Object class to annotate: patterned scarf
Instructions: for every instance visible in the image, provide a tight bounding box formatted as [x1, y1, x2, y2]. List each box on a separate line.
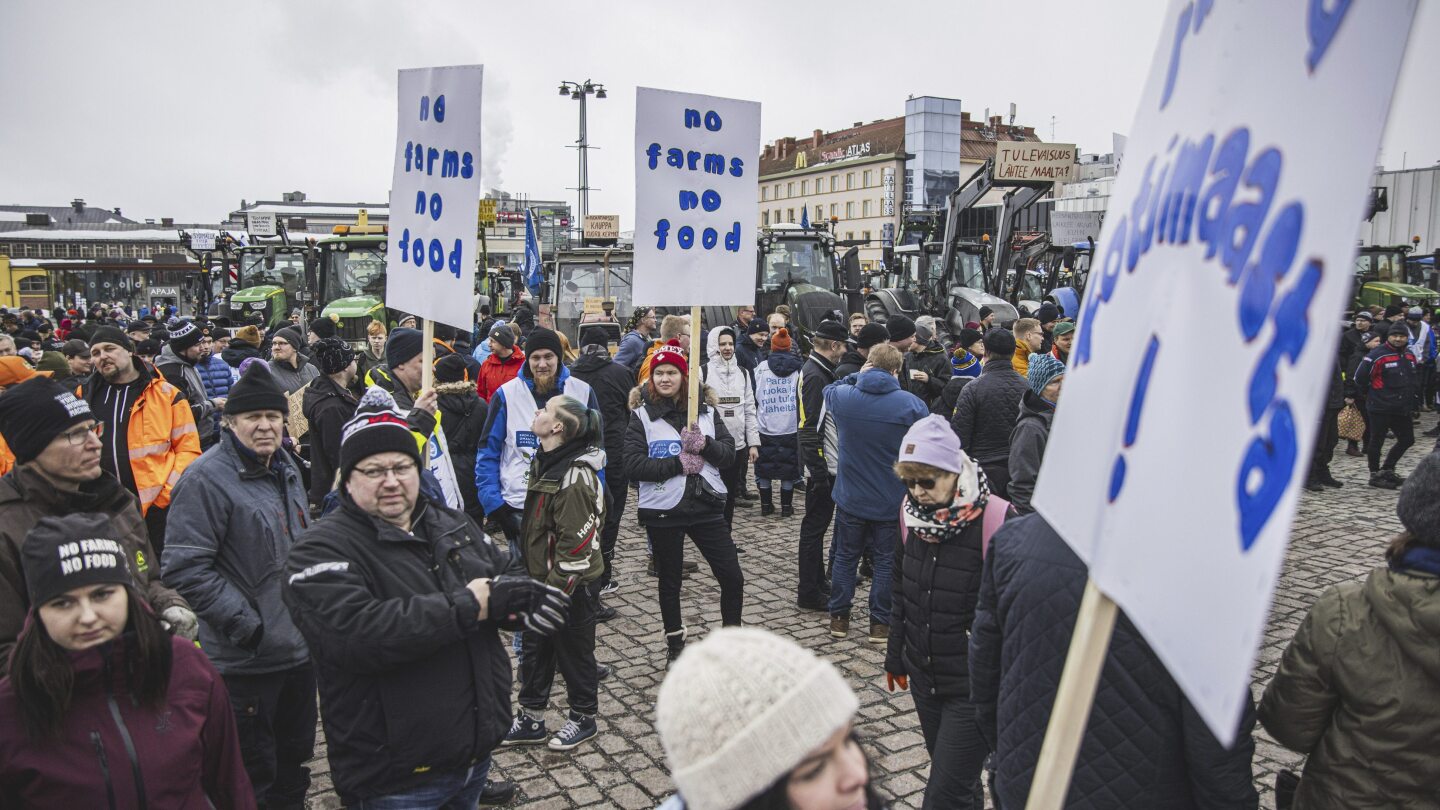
[902, 455, 989, 544]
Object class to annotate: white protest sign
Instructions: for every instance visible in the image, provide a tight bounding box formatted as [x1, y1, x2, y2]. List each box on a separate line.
[1049, 211, 1103, 246]
[385, 65, 483, 331]
[1033, 0, 1417, 744]
[634, 87, 760, 306]
[190, 231, 217, 251]
[994, 141, 1076, 183]
[246, 212, 276, 237]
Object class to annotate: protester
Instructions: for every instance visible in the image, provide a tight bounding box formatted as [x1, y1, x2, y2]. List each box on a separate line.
[223, 323, 264, 370]
[357, 318, 387, 384]
[977, 306, 996, 331]
[58, 338, 91, 389]
[571, 325, 640, 601]
[1010, 318, 1041, 377]
[951, 328, 1028, 498]
[503, 395, 608, 752]
[1345, 329, 1382, 457]
[703, 326, 760, 532]
[163, 364, 316, 808]
[1050, 320, 1075, 363]
[1305, 351, 1347, 492]
[886, 314, 917, 354]
[1404, 305, 1435, 414]
[1258, 452, 1440, 807]
[732, 305, 757, 339]
[970, 513, 1260, 807]
[0, 513, 254, 808]
[284, 388, 570, 807]
[477, 321, 527, 403]
[303, 337, 360, 507]
[754, 327, 804, 517]
[886, 415, 1009, 809]
[434, 353, 489, 522]
[902, 316, 952, 410]
[155, 319, 223, 448]
[0, 335, 13, 357]
[835, 322, 887, 379]
[380, 325, 443, 455]
[655, 627, 884, 810]
[848, 312, 868, 337]
[1033, 303, 1060, 354]
[266, 325, 318, 394]
[623, 342, 744, 663]
[821, 343, 928, 643]
[639, 314, 692, 384]
[197, 328, 235, 400]
[1353, 322, 1419, 488]
[937, 328, 985, 419]
[615, 306, 658, 371]
[736, 318, 770, 372]
[1008, 354, 1065, 514]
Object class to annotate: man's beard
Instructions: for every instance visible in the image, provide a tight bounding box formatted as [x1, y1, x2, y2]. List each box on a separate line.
[533, 369, 558, 394]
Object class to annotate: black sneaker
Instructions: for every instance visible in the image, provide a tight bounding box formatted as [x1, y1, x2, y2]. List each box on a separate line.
[1383, 469, 1406, 485]
[502, 710, 547, 746]
[796, 596, 827, 612]
[595, 603, 617, 623]
[549, 710, 598, 751]
[478, 779, 517, 806]
[599, 581, 619, 596]
[1369, 472, 1398, 490]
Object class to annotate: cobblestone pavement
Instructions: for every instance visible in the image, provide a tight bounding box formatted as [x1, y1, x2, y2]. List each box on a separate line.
[305, 416, 1438, 809]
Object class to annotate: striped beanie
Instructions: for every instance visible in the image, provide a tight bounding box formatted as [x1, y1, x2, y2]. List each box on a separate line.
[1027, 353, 1066, 397]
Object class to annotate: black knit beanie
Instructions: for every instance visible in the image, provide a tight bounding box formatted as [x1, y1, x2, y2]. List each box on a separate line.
[580, 326, 610, 348]
[524, 327, 564, 361]
[309, 316, 338, 340]
[22, 513, 133, 607]
[225, 363, 289, 415]
[88, 326, 133, 352]
[1398, 453, 1440, 544]
[0, 377, 95, 464]
[313, 337, 357, 376]
[983, 327, 1017, 359]
[385, 328, 424, 368]
[168, 320, 203, 353]
[434, 354, 468, 384]
[886, 315, 916, 343]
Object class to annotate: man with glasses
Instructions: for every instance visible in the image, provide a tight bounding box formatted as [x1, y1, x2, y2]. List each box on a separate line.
[163, 363, 316, 810]
[615, 306, 658, 372]
[155, 319, 224, 449]
[0, 376, 195, 663]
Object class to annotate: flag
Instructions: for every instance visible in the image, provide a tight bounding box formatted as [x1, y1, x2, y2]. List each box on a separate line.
[523, 208, 543, 293]
[800, 206, 810, 228]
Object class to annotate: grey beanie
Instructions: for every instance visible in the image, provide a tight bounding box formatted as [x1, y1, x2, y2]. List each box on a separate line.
[1397, 453, 1440, 543]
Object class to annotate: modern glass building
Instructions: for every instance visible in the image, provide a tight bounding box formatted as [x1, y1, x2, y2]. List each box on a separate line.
[904, 96, 963, 209]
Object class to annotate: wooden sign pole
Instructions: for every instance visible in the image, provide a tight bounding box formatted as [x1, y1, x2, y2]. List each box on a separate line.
[686, 305, 701, 425]
[1024, 578, 1118, 810]
[420, 319, 435, 395]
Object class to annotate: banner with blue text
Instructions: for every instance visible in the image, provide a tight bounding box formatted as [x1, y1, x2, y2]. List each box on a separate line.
[1033, 0, 1416, 744]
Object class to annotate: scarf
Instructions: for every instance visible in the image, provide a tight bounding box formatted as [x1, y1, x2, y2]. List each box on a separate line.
[902, 456, 989, 544]
[1391, 545, 1440, 577]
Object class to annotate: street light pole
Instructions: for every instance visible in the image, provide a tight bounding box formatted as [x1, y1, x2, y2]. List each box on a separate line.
[559, 79, 606, 241]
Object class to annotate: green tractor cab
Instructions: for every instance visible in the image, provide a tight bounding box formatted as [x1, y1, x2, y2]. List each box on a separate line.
[1354, 245, 1439, 312]
[318, 212, 391, 347]
[229, 243, 314, 330]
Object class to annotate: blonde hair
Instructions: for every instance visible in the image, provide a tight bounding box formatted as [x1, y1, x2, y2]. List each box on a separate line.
[660, 314, 690, 342]
[848, 313, 867, 326]
[366, 319, 387, 338]
[1014, 318, 1041, 342]
[867, 343, 904, 374]
[557, 331, 578, 363]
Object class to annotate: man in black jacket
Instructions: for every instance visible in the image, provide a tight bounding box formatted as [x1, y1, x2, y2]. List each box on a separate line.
[835, 323, 887, 379]
[951, 329, 1029, 498]
[302, 338, 359, 509]
[970, 514, 1260, 809]
[1354, 322, 1420, 488]
[284, 391, 570, 808]
[796, 320, 846, 610]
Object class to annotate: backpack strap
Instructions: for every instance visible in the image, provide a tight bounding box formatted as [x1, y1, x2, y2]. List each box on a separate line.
[981, 496, 1012, 558]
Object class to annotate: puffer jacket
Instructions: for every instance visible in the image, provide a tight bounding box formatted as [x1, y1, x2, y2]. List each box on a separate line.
[155, 344, 219, 448]
[623, 384, 737, 527]
[283, 492, 517, 806]
[823, 369, 929, 521]
[796, 349, 838, 481]
[161, 432, 310, 675]
[520, 436, 607, 593]
[1007, 389, 1055, 514]
[0, 464, 188, 663]
[970, 514, 1259, 808]
[951, 358, 1029, 466]
[886, 509, 986, 698]
[1258, 557, 1440, 809]
[1353, 342, 1418, 415]
[754, 350, 803, 482]
[436, 380, 488, 518]
[220, 338, 262, 369]
[902, 339, 953, 409]
[476, 348, 525, 403]
[197, 352, 235, 399]
[302, 374, 358, 505]
[267, 355, 319, 395]
[0, 634, 254, 809]
[701, 326, 760, 456]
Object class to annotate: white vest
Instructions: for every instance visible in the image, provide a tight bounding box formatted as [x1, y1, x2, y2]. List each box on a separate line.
[636, 408, 727, 511]
[754, 361, 798, 436]
[1409, 320, 1433, 359]
[497, 374, 594, 508]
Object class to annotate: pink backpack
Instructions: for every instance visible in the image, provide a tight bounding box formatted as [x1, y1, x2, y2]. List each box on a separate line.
[900, 495, 1012, 558]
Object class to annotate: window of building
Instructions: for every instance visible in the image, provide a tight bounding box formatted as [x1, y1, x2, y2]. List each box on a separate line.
[830, 176, 839, 193]
[863, 200, 873, 217]
[787, 208, 795, 223]
[775, 183, 781, 199]
[761, 210, 770, 227]
[846, 231, 854, 241]
[829, 203, 838, 218]
[863, 170, 873, 187]
[814, 205, 823, 223]
[761, 186, 769, 201]
[508, 228, 517, 237]
[846, 173, 855, 190]
[17, 276, 47, 294]
[862, 230, 871, 243]
[845, 201, 855, 218]
[774, 209, 781, 223]
[786, 182, 794, 197]
[129, 245, 143, 258]
[40, 243, 55, 258]
[800, 179, 808, 196]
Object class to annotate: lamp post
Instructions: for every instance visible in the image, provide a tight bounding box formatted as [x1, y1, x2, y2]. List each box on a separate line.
[558, 80, 606, 240]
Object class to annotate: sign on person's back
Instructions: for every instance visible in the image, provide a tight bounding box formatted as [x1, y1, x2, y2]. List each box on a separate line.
[1033, 1, 1417, 744]
[633, 87, 759, 307]
[386, 65, 483, 331]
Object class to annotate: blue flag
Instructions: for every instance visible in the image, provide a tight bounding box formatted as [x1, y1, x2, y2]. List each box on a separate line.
[800, 206, 810, 228]
[523, 208, 543, 293]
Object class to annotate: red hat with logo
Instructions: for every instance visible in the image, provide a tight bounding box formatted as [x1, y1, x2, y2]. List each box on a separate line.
[651, 339, 688, 376]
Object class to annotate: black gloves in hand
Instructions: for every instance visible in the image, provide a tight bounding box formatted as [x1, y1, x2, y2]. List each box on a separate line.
[488, 575, 571, 634]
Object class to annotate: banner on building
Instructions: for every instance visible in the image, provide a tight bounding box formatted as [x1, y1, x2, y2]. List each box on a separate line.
[633, 87, 760, 307]
[1049, 211, 1103, 246]
[385, 64, 484, 332]
[1032, 0, 1417, 744]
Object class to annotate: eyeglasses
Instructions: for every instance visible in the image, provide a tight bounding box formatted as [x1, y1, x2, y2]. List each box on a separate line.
[353, 460, 418, 481]
[61, 422, 104, 446]
[900, 477, 937, 490]
[271, 340, 290, 348]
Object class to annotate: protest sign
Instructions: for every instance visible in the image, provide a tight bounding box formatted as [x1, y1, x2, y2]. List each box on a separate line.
[583, 214, 620, 240]
[633, 87, 760, 307]
[1049, 211, 1102, 246]
[385, 64, 484, 333]
[189, 231, 217, 251]
[994, 141, 1076, 183]
[245, 212, 276, 237]
[1032, 0, 1417, 757]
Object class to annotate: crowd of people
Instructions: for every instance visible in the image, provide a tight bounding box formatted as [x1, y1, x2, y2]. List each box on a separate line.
[0, 296, 1434, 810]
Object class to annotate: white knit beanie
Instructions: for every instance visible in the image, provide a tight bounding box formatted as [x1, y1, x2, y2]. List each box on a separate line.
[655, 627, 860, 810]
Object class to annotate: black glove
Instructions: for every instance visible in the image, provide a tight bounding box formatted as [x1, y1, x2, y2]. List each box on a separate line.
[488, 575, 570, 635]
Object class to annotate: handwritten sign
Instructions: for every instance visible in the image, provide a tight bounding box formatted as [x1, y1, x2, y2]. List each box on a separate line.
[385, 65, 484, 331]
[1049, 211, 1103, 246]
[190, 231, 217, 251]
[633, 87, 760, 307]
[994, 141, 1077, 183]
[1033, 0, 1417, 744]
[583, 214, 620, 240]
[478, 199, 497, 226]
[246, 212, 276, 237]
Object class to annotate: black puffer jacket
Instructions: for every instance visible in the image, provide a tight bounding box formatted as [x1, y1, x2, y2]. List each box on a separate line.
[886, 513, 985, 698]
[570, 345, 636, 466]
[283, 494, 518, 806]
[1007, 389, 1054, 514]
[902, 339, 953, 409]
[833, 348, 864, 380]
[435, 381, 488, 518]
[797, 352, 838, 480]
[951, 358, 1029, 465]
[623, 384, 736, 527]
[220, 339, 262, 369]
[301, 374, 357, 506]
[970, 514, 1260, 809]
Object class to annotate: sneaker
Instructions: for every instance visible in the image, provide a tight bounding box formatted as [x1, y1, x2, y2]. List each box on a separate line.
[597, 663, 611, 681]
[1369, 472, 1398, 490]
[599, 581, 619, 596]
[502, 710, 547, 746]
[829, 614, 849, 638]
[548, 710, 598, 751]
[666, 627, 687, 665]
[595, 603, 617, 623]
[868, 621, 890, 644]
[477, 779, 517, 806]
[1383, 469, 1406, 485]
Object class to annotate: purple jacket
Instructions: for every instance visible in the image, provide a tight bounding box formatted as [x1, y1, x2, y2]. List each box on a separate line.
[0, 633, 255, 809]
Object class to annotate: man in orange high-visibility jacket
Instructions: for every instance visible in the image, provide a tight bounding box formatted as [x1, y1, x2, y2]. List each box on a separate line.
[80, 326, 201, 556]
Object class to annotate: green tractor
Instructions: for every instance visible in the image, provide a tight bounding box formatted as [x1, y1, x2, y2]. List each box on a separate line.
[1353, 244, 1439, 313]
[228, 242, 315, 330]
[318, 211, 391, 347]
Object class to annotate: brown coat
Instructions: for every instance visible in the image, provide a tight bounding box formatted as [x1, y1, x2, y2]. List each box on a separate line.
[0, 464, 187, 663]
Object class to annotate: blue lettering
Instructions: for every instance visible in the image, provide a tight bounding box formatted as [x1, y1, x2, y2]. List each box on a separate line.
[1237, 203, 1303, 342]
[679, 190, 699, 211]
[647, 143, 662, 170]
[442, 150, 459, 178]
[405, 142, 415, 172]
[687, 151, 701, 171]
[448, 238, 461, 278]
[1107, 334, 1161, 502]
[677, 226, 695, 249]
[667, 148, 684, 169]
[1155, 134, 1214, 246]
[654, 219, 671, 250]
[427, 147, 439, 175]
[428, 239, 443, 272]
[702, 228, 718, 249]
[411, 237, 424, 267]
[419, 96, 429, 121]
[1236, 401, 1298, 551]
[399, 228, 411, 263]
[684, 108, 702, 129]
[724, 222, 741, 252]
[1197, 128, 1248, 261]
[701, 189, 721, 211]
[703, 154, 724, 175]
[1159, 0, 1213, 110]
[1306, 0, 1352, 72]
[429, 193, 443, 222]
[461, 152, 474, 179]
[433, 94, 445, 122]
[704, 110, 722, 131]
[1221, 147, 1281, 284]
[730, 157, 745, 178]
[414, 190, 427, 215]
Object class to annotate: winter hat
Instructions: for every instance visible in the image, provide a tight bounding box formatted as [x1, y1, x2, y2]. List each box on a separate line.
[61, 338, 90, 358]
[233, 324, 262, 346]
[983, 327, 1016, 359]
[745, 319, 769, 336]
[340, 386, 423, 482]
[273, 326, 305, 351]
[886, 314, 916, 343]
[955, 328, 984, 351]
[224, 363, 288, 415]
[1028, 353, 1066, 396]
[434, 354, 469, 384]
[856, 322, 889, 350]
[1384, 304, 1404, 319]
[1406, 306, 1424, 321]
[313, 337, 356, 376]
[168, 320, 203, 353]
[897, 414, 966, 474]
[524, 326, 564, 361]
[914, 315, 937, 343]
[0, 355, 50, 388]
[1353, 311, 1373, 323]
[1397, 452, 1440, 543]
[770, 327, 792, 353]
[655, 627, 859, 810]
[978, 305, 994, 320]
[1360, 331, 1380, 345]
[580, 326, 611, 348]
[812, 320, 848, 343]
[385, 327, 424, 368]
[134, 338, 161, 357]
[1052, 321, 1076, 338]
[513, 306, 535, 327]
[0, 377, 91, 464]
[488, 321, 516, 350]
[309, 316, 338, 339]
[651, 340, 688, 376]
[1387, 321, 1411, 338]
[87, 326, 133, 352]
[1035, 303, 1060, 325]
[22, 513, 133, 608]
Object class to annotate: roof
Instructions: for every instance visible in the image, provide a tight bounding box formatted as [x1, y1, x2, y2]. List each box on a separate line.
[758, 112, 1042, 178]
[0, 204, 136, 226]
[236, 202, 390, 217]
[0, 228, 184, 242]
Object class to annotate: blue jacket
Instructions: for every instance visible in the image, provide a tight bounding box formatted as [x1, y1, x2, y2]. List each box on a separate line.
[613, 329, 649, 372]
[475, 364, 601, 515]
[197, 353, 235, 400]
[823, 369, 928, 521]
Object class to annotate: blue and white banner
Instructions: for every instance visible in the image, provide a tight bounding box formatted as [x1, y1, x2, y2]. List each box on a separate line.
[523, 208, 543, 293]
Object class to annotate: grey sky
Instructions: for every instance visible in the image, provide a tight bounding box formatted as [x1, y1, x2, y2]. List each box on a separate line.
[2, 0, 1435, 226]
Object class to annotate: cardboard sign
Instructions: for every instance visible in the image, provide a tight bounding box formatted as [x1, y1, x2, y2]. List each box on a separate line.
[1049, 211, 1103, 246]
[385, 64, 484, 332]
[1033, 0, 1417, 744]
[633, 87, 760, 306]
[478, 199, 497, 226]
[583, 214, 620, 240]
[994, 141, 1077, 183]
[246, 212, 276, 237]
